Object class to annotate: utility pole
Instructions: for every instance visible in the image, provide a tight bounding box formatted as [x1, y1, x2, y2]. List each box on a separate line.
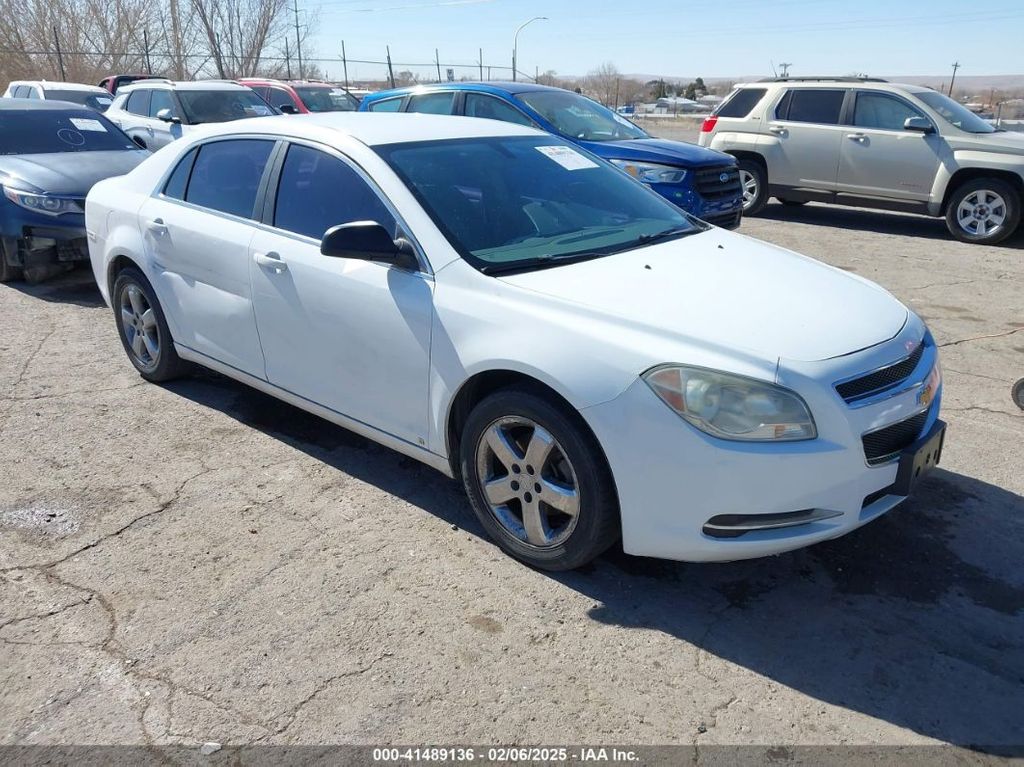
[341, 40, 349, 89]
[512, 16, 546, 82]
[778, 62, 791, 78]
[285, 38, 292, 79]
[479, 48, 483, 80]
[52, 26, 66, 81]
[293, 0, 303, 80]
[386, 46, 395, 88]
[143, 29, 152, 74]
[948, 62, 960, 96]
[435, 49, 442, 83]
[169, 0, 183, 77]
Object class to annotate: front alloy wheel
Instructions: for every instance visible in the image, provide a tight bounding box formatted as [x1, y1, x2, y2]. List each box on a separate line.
[460, 387, 619, 570]
[475, 416, 581, 548]
[945, 178, 1020, 245]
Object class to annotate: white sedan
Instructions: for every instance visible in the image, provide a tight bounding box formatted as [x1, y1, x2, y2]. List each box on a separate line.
[85, 114, 945, 570]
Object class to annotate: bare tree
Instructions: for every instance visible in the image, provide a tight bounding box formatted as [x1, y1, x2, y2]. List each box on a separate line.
[583, 61, 621, 106]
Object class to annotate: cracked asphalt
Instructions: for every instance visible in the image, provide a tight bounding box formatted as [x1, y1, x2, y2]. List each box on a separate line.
[1, 203, 1022, 753]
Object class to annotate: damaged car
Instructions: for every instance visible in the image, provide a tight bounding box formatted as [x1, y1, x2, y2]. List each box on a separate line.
[0, 99, 148, 282]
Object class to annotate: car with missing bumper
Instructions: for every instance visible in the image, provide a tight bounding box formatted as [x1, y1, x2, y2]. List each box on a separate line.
[700, 76, 1024, 244]
[1, 100, 148, 283]
[85, 113, 944, 570]
[361, 82, 744, 229]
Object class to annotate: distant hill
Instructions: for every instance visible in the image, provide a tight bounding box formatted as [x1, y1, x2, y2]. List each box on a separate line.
[609, 73, 1024, 94]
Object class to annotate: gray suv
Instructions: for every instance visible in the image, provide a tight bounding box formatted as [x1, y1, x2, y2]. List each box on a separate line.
[699, 77, 1024, 245]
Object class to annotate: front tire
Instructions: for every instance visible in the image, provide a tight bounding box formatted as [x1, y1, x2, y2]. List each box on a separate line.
[945, 178, 1020, 245]
[737, 159, 768, 215]
[460, 387, 619, 571]
[112, 267, 188, 382]
[0, 239, 23, 282]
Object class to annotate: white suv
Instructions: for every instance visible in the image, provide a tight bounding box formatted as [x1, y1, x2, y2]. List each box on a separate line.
[699, 77, 1024, 245]
[104, 80, 276, 150]
[2, 80, 113, 112]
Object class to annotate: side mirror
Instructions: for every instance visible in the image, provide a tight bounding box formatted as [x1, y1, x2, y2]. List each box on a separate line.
[321, 221, 418, 270]
[278, 104, 298, 114]
[904, 116, 934, 134]
[156, 108, 180, 124]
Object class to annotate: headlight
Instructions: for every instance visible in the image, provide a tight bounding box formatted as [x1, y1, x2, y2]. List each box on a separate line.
[644, 365, 817, 441]
[609, 159, 688, 184]
[2, 187, 80, 216]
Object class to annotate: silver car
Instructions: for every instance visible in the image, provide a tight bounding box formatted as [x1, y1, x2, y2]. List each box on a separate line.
[699, 76, 1024, 245]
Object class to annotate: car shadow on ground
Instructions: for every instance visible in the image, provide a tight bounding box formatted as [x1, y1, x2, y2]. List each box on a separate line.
[1, 268, 106, 308]
[166, 372, 1024, 752]
[754, 202, 1024, 248]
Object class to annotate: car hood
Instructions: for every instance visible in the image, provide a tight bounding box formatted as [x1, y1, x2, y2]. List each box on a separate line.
[949, 128, 1024, 155]
[579, 137, 734, 168]
[497, 230, 908, 363]
[0, 150, 149, 195]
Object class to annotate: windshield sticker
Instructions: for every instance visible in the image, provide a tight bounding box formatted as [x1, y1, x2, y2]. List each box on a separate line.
[69, 118, 106, 132]
[535, 145, 599, 170]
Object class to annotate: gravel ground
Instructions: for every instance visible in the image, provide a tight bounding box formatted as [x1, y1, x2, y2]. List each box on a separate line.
[1, 196, 1022, 756]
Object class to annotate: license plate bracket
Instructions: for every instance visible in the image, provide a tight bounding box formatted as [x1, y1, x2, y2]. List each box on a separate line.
[893, 419, 946, 496]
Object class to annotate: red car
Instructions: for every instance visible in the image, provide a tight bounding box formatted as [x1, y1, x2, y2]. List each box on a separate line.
[98, 74, 154, 94]
[238, 79, 359, 114]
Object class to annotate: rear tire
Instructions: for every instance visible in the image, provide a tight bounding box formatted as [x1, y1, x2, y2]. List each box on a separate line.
[737, 159, 768, 215]
[459, 386, 619, 571]
[945, 178, 1020, 245]
[112, 267, 189, 382]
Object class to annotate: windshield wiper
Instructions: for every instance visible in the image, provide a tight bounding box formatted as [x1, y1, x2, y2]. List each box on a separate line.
[636, 225, 697, 245]
[479, 251, 608, 276]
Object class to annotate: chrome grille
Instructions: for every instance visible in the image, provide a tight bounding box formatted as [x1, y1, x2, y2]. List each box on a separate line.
[836, 342, 924, 404]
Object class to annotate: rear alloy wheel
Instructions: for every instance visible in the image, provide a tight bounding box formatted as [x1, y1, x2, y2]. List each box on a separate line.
[112, 267, 189, 382]
[737, 159, 768, 215]
[945, 178, 1020, 245]
[460, 388, 619, 570]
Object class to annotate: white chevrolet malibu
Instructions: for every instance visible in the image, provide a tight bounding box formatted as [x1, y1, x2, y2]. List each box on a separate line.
[85, 114, 944, 570]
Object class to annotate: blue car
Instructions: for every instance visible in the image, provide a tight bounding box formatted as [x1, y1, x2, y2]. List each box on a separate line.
[0, 100, 148, 282]
[360, 82, 743, 228]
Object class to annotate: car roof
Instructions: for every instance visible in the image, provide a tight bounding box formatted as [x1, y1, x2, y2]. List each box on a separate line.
[239, 78, 338, 88]
[196, 112, 542, 146]
[9, 80, 107, 93]
[0, 98, 100, 111]
[119, 80, 252, 93]
[363, 81, 561, 101]
[738, 79, 930, 94]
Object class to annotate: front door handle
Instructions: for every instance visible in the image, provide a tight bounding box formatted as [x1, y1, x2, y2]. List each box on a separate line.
[768, 125, 787, 134]
[254, 251, 288, 273]
[846, 133, 867, 141]
[146, 218, 167, 235]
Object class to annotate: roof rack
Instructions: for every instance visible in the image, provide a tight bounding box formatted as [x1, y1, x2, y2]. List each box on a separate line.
[757, 76, 888, 83]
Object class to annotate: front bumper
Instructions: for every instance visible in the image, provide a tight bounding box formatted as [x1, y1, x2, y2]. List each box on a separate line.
[1, 209, 89, 268]
[582, 324, 942, 562]
[648, 165, 743, 229]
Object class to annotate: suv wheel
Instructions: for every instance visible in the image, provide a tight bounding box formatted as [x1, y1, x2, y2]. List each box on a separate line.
[945, 178, 1021, 245]
[737, 159, 768, 215]
[460, 387, 619, 571]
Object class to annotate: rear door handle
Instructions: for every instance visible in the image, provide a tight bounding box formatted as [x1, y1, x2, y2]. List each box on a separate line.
[768, 125, 787, 134]
[253, 251, 288, 273]
[847, 133, 867, 141]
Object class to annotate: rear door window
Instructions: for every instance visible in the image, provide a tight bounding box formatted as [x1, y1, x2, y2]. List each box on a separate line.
[368, 97, 403, 113]
[406, 92, 456, 115]
[126, 89, 152, 116]
[716, 88, 766, 118]
[184, 139, 275, 219]
[777, 89, 845, 124]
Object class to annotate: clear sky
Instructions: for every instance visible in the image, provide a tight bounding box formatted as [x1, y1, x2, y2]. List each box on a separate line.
[304, 0, 1024, 83]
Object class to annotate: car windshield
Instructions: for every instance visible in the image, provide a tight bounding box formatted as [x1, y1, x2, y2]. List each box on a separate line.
[916, 90, 995, 134]
[177, 89, 275, 124]
[515, 90, 648, 142]
[294, 86, 358, 112]
[377, 136, 698, 274]
[45, 90, 114, 112]
[0, 109, 138, 154]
